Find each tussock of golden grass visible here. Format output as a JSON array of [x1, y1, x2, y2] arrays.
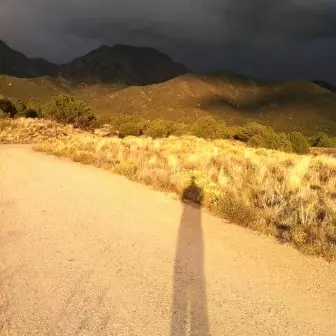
[[0, 118, 83, 144], [34, 133, 336, 260]]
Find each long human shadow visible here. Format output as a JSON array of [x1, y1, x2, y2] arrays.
[[171, 177, 209, 336]]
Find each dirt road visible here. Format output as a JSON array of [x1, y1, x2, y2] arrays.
[[1, 145, 335, 336]]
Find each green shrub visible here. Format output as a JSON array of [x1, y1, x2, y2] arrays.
[[10, 98, 26, 117], [288, 132, 310, 154], [215, 122, 231, 139], [27, 100, 43, 118], [191, 116, 219, 139], [24, 109, 39, 119], [234, 122, 272, 142], [119, 122, 141, 137], [248, 132, 293, 152], [90, 117, 105, 130], [332, 138, 336, 148], [277, 133, 294, 152], [90, 115, 116, 129], [171, 122, 191, 136], [310, 132, 336, 148], [145, 119, 171, 138], [43, 94, 96, 129], [0, 97, 17, 118], [2, 97, 40, 119], [137, 118, 151, 135], [225, 126, 242, 139]]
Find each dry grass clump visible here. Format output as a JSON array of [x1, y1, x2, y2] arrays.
[[0, 118, 83, 144], [35, 134, 336, 260]]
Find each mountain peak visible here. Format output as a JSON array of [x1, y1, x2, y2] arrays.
[[60, 44, 189, 85], [88, 44, 171, 59]]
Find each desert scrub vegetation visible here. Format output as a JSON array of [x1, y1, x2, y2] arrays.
[[97, 115, 317, 154], [42, 94, 96, 129], [0, 96, 18, 118], [35, 134, 336, 260], [0, 95, 41, 118], [3, 92, 330, 154], [1, 92, 334, 157], [309, 132, 336, 149], [0, 118, 83, 144]]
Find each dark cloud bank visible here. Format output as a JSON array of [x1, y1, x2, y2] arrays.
[[1, 0, 336, 83]]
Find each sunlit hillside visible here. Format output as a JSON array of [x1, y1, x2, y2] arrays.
[[104, 73, 336, 135], [1, 71, 336, 135]]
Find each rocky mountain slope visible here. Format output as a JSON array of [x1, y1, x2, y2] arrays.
[[0, 40, 59, 78], [60, 44, 188, 85]]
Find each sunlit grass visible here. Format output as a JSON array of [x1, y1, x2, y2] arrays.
[[0, 117, 83, 143], [2, 118, 335, 259], [32, 131, 336, 260]]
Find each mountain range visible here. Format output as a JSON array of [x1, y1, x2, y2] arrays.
[[1, 40, 336, 135], [0, 40, 188, 85]]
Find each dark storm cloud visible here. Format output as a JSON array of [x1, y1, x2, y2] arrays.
[[221, 0, 336, 39], [0, 0, 335, 82]]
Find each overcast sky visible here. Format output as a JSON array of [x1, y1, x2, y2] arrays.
[[1, 0, 336, 83]]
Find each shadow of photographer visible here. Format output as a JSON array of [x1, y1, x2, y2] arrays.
[[171, 177, 209, 336]]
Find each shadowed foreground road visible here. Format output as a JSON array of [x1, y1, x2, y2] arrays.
[[1, 145, 336, 336]]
